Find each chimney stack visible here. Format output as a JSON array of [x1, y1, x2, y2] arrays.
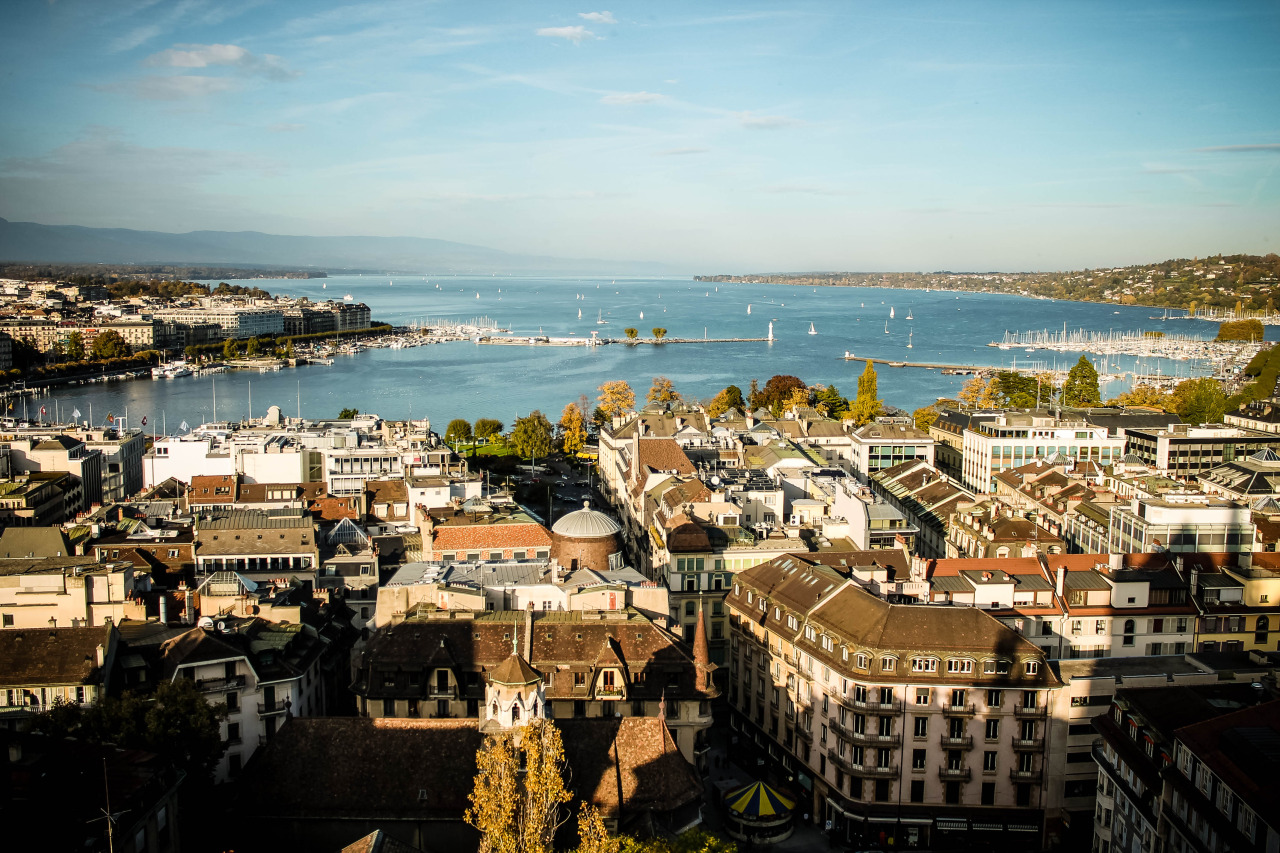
[[159, 594, 169, 624], [523, 603, 535, 658], [1190, 566, 1200, 595], [1055, 565, 1066, 599], [1109, 553, 1123, 574]]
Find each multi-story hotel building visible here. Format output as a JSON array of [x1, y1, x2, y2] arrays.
[[725, 555, 1061, 850], [960, 412, 1125, 494]]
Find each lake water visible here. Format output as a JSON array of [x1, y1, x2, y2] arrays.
[[41, 275, 1262, 431]]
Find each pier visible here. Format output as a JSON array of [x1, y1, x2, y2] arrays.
[[840, 352, 1197, 388], [476, 336, 770, 347]]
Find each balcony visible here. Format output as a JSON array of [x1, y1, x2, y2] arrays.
[[941, 702, 977, 717], [197, 675, 246, 694], [852, 731, 901, 748], [258, 702, 289, 716], [939, 734, 974, 749], [852, 763, 899, 779], [828, 717, 853, 740], [1010, 767, 1043, 783], [427, 684, 457, 698], [938, 766, 972, 782], [596, 685, 626, 701], [1014, 704, 1047, 719], [840, 694, 903, 713], [795, 725, 813, 743], [1011, 736, 1045, 751]]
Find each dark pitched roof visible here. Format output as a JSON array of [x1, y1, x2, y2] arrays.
[[0, 626, 111, 687]]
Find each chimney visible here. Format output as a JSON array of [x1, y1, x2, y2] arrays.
[[523, 603, 534, 658], [184, 586, 195, 624], [746, 412, 755, 429], [159, 594, 169, 624], [95, 643, 106, 667], [1190, 566, 1200, 595], [1239, 553, 1252, 571], [1109, 553, 1123, 574], [1055, 565, 1066, 599]]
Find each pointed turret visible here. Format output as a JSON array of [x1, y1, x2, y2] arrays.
[[693, 600, 716, 694]]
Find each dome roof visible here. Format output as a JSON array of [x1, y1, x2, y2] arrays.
[[552, 502, 621, 538]]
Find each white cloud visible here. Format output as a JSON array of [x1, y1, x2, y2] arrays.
[[104, 75, 243, 100], [600, 91, 664, 105], [738, 111, 801, 130], [579, 11, 616, 24], [145, 43, 299, 80], [1194, 144, 1280, 154], [655, 147, 709, 157], [536, 26, 594, 43]]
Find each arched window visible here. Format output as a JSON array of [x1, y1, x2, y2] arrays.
[[511, 703, 520, 721], [532, 701, 539, 718], [491, 702, 499, 717], [1122, 619, 1135, 647]]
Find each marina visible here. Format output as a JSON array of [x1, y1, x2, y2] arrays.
[[14, 274, 1271, 426]]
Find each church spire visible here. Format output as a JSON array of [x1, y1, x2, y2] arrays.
[[693, 599, 713, 693]]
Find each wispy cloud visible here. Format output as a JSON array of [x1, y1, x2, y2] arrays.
[[655, 147, 709, 157], [579, 11, 617, 24], [145, 43, 299, 81], [763, 183, 855, 197], [600, 91, 663, 105], [1194, 143, 1280, 153], [738, 111, 802, 130], [99, 75, 243, 100], [536, 25, 594, 43], [1141, 165, 1203, 175], [268, 122, 306, 133]]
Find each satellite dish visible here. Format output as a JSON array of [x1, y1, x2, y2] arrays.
[[711, 476, 721, 486], [198, 617, 215, 630], [215, 620, 227, 632]]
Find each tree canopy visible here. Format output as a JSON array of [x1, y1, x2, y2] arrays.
[[89, 329, 131, 360], [475, 418, 505, 440], [752, 374, 806, 415], [848, 361, 882, 425], [338, 407, 359, 419], [646, 376, 681, 407], [512, 410, 554, 459], [596, 380, 636, 421], [446, 418, 474, 445], [559, 403, 588, 454], [467, 720, 572, 853], [651, 327, 667, 340], [1063, 356, 1101, 407], [705, 385, 745, 417], [1169, 377, 1226, 424]]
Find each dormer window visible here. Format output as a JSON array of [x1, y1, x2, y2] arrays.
[[946, 659, 974, 674], [911, 657, 938, 673], [1025, 661, 1040, 675]]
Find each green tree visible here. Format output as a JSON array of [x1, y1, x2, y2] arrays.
[[66, 331, 86, 361], [560, 403, 588, 454], [475, 418, 505, 441], [446, 418, 474, 446], [646, 376, 681, 407], [1108, 385, 1169, 409], [1169, 377, 1227, 424], [758, 375, 806, 415], [1063, 356, 1101, 407], [246, 336, 261, 357], [222, 338, 239, 360], [746, 378, 761, 410], [338, 407, 359, 419], [706, 385, 745, 417], [651, 327, 667, 340], [813, 384, 846, 416], [512, 410, 553, 459], [849, 360, 882, 425], [90, 329, 131, 360], [624, 328, 639, 341]]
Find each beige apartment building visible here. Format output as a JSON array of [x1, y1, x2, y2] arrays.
[[726, 555, 1061, 851]]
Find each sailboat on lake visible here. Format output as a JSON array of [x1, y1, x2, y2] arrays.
[[808, 322, 817, 335], [597, 310, 608, 325]]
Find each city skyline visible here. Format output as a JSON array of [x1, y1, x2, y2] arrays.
[[1, 1, 1278, 272]]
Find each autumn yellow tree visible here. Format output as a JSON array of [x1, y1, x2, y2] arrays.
[[705, 385, 745, 417], [576, 803, 619, 853], [848, 360, 882, 425], [1108, 384, 1169, 409], [646, 376, 681, 407], [957, 375, 1002, 409], [467, 720, 572, 853], [560, 402, 588, 455], [596, 380, 636, 421], [783, 386, 811, 413]]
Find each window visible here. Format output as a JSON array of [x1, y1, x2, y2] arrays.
[[225, 691, 239, 712], [912, 657, 937, 673], [983, 751, 998, 771], [881, 656, 896, 672], [915, 688, 930, 706], [987, 689, 1002, 708], [985, 719, 1000, 740], [1122, 619, 1136, 646], [855, 653, 868, 669], [821, 635, 834, 652], [946, 658, 973, 674], [912, 748, 926, 769], [227, 722, 240, 743], [914, 716, 928, 738], [981, 782, 995, 805], [910, 779, 925, 802], [1025, 661, 1040, 675]]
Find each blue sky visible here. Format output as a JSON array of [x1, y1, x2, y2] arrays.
[[1, 0, 1278, 271]]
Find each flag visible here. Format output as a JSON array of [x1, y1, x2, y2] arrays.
[[72, 408, 81, 419], [107, 413, 114, 424], [40, 406, 46, 416], [179, 420, 189, 432], [141, 416, 147, 426]]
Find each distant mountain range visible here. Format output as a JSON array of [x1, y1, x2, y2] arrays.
[[0, 217, 675, 276]]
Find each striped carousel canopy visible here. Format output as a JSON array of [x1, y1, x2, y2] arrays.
[[724, 781, 796, 818]]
